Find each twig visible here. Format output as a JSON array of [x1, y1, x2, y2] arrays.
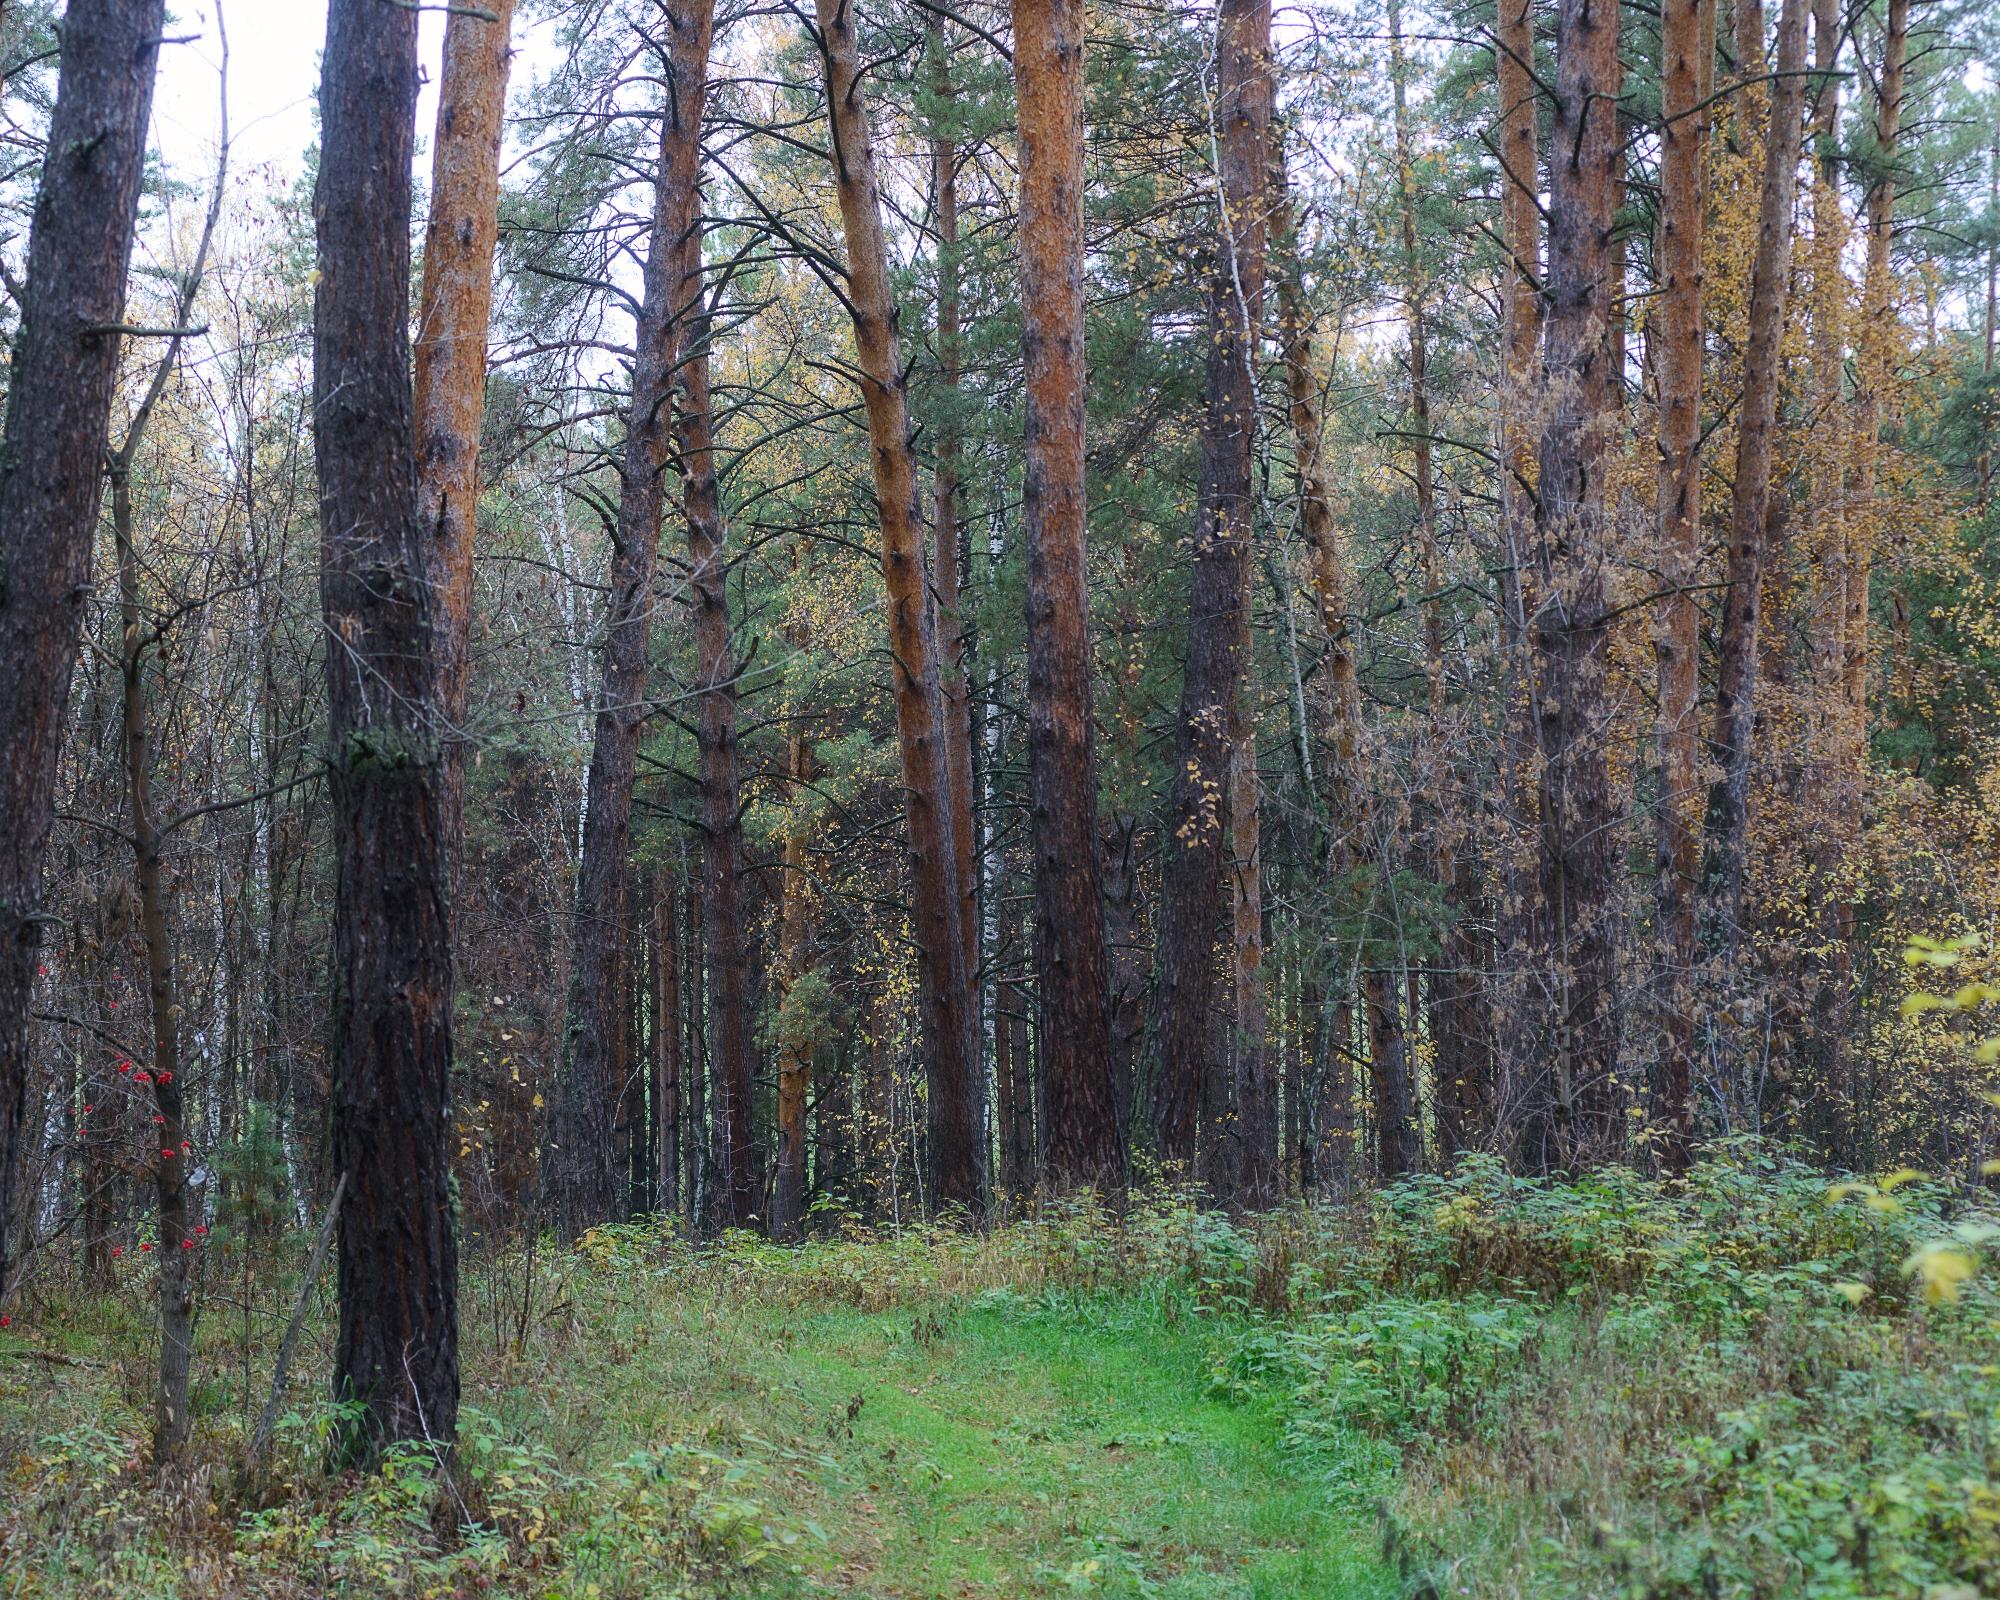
[[245, 1173, 346, 1469]]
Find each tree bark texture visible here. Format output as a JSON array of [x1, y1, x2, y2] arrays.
[[1148, 0, 1273, 1187], [813, 0, 983, 1216], [1530, 0, 1627, 1166], [415, 0, 514, 894], [678, 313, 757, 1233], [1011, 0, 1124, 1195], [1490, 0, 1548, 1145], [0, 0, 166, 1300], [313, 0, 459, 1460], [1653, 0, 1710, 1173], [1703, 0, 1809, 959], [554, 0, 714, 1236]]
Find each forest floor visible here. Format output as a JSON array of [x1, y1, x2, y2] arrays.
[[555, 1278, 1392, 1596], [5, 1155, 2000, 1598]]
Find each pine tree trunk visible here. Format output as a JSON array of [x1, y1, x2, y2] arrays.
[[1148, 0, 1273, 1188], [415, 0, 514, 891], [1490, 0, 1548, 1150], [651, 869, 681, 1217], [927, 25, 981, 1049], [812, 0, 983, 1216], [1653, 0, 1711, 1173], [554, 1, 714, 1235], [1702, 0, 1810, 961], [677, 312, 757, 1233], [1802, 0, 1853, 1135], [1839, 0, 1907, 842], [1529, 0, 1627, 1167], [1011, 0, 1124, 1195], [770, 730, 816, 1243], [0, 0, 166, 1300], [313, 0, 459, 1461]]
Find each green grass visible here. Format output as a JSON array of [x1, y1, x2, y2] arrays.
[[0, 1222, 1396, 1598], [687, 1293, 1394, 1597]]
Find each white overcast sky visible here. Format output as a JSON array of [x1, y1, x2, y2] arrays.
[[150, 1, 450, 182]]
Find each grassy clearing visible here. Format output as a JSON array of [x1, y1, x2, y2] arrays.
[[4, 1154, 1998, 1597], [0, 1216, 1393, 1598]]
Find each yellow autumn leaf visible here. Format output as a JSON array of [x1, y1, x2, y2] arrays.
[[1879, 1168, 1928, 1192], [1833, 1281, 1872, 1306], [1901, 992, 1951, 1018], [532, 1092, 545, 1109], [1904, 1244, 1978, 1305], [1864, 1194, 1905, 1215], [1826, 1181, 1875, 1204], [1976, 1040, 2000, 1067]]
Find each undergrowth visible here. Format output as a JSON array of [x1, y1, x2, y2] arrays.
[[0, 1149, 1993, 1597]]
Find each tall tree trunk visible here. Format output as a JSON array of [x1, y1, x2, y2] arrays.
[[415, 0, 514, 893], [1229, 584, 1273, 1204], [1531, 0, 1627, 1166], [770, 728, 817, 1243], [1838, 0, 1907, 844], [683, 870, 707, 1220], [650, 868, 682, 1216], [1148, 0, 1273, 1189], [1802, 0, 1853, 1137], [1490, 0, 1548, 1151], [1389, 0, 1471, 1158], [1653, 0, 1711, 1174], [1702, 0, 1810, 960], [678, 312, 757, 1233], [1981, 124, 1996, 511], [812, 0, 983, 1216], [554, 0, 714, 1235], [314, 0, 458, 1461], [0, 0, 165, 1302], [1011, 0, 1124, 1195], [927, 23, 981, 1054]]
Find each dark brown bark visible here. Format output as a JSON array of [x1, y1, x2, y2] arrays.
[[314, 0, 458, 1460], [812, 0, 983, 1216], [1528, 0, 1626, 1166], [554, 0, 714, 1236], [651, 868, 682, 1216], [1799, 0, 1851, 1133], [770, 729, 816, 1243], [927, 24, 981, 1046], [0, 0, 166, 1301], [1654, 0, 1710, 1174], [1366, 971, 1417, 1176], [683, 871, 707, 1219], [1702, 0, 1809, 958], [1842, 0, 1907, 789], [1490, 0, 1548, 1145], [1148, 0, 1273, 1188], [1228, 655, 1273, 1204], [678, 313, 757, 1233], [1011, 0, 1123, 1196], [415, 0, 514, 892]]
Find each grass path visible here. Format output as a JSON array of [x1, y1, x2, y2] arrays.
[[652, 1291, 1394, 1598]]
